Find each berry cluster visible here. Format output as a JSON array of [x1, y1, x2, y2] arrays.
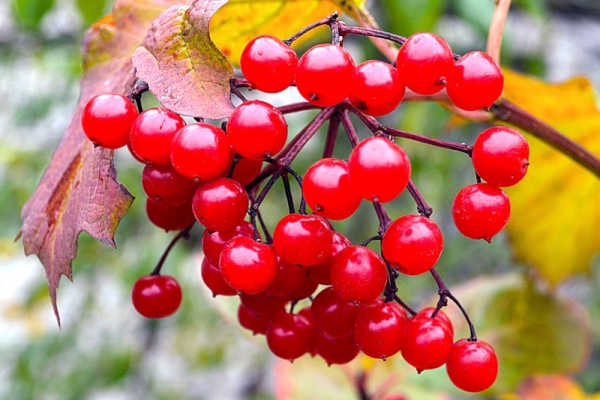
[[80, 15, 529, 394]]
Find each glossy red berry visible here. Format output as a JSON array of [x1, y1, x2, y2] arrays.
[[145, 198, 195, 231], [354, 301, 407, 359], [238, 303, 270, 335], [81, 93, 138, 149], [382, 214, 444, 275], [240, 35, 298, 93], [472, 126, 530, 187], [446, 51, 504, 111], [415, 307, 454, 338], [201, 221, 256, 267], [266, 312, 315, 361], [191, 178, 248, 232], [396, 32, 454, 95], [239, 292, 288, 318], [302, 158, 362, 220], [219, 236, 278, 294], [349, 60, 405, 116], [272, 213, 333, 267], [264, 258, 307, 297], [452, 183, 510, 242], [446, 339, 498, 392], [295, 44, 356, 107], [308, 231, 352, 285], [401, 316, 453, 371], [348, 136, 411, 203], [142, 164, 198, 206], [226, 157, 263, 187], [200, 256, 237, 297], [131, 275, 182, 318], [226, 100, 288, 160], [330, 245, 387, 304], [314, 330, 359, 365], [311, 286, 360, 338], [129, 107, 186, 165]]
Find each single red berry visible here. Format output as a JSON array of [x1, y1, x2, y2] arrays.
[[303, 158, 362, 220], [131, 275, 182, 318], [446, 51, 504, 111], [396, 32, 454, 95], [129, 107, 186, 165], [349, 60, 405, 116], [226, 157, 263, 187], [237, 303, 270, 335], [314, 330, 359, 365], [191, 178, 249, 232], [145, 198, 195, 231], [200, 256, 237, 297], [240, 35, 298, 93], [226, 100, 288, 160], [311, 286, 361, 338], [295, 44, 356, 107], [446, 339, 498, 392], [266, 312, 316, 361], [81, 93, 138, 149], [330, 245, 387, 304], [288, 271, 319, 301], [239, 292, 288, 317], [170, 123, 232, 181], [415, 307, 454, 338], [401, 316, 453, 371], [264, 258, 308, 297], [452, 183, 510, 242], [201, 221, 256, 267], [354, 301, 407, 360], [472, 126, 530, 187], [219, 236, 278, 294], [382, 214, 444, 275], [272, 213, 333, 267], [348, 136, 411, 203], [142, 164, 198, 206], [308, 231, 352, 286]]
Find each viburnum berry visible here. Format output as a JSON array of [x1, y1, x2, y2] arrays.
[[401, 316, 453, 371], [81, 92, 138, 149], [219, 236, 278, 294], [330, 245, 387, 304], [295, 44, 356, 107], [226, 157, 263, 187], [201, 221, 256, 267], [239, 292, 288, 318], [354, 301, 407, 360], [446, 51, 504, 111], [472, 126, 530, 187], [145, 198, 195, 231], [263, 258, 307, 297], [191, 178, 249, 232], [396, 32, 454, 95], [302, 158, 362, 220], [272, 213, 333, 267], [348, 60, 405, 116], [266, 312, 316, 361], [200, 256, 237, 297], [141, 164, 198, 206], [308, 231, 352, 285], [452, 183, 510, 241], [348, 136, 411, 203], [288, 272, 319, 301], [226, 99, 288, 160], [237, 303, 270, 335], [415, 307, 454, 337], [131, 274, 182, 318], [311, 286, 360, 338], [382, 214, 444, 275], [240, 35, 298, 93], [170, 123, 232, 181], [314, 330, 360, 365], [446, 339, 498, 392], [129, 107, 186, 165]]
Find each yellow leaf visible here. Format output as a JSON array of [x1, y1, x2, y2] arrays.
[[210, 0, 365, 66], [500, 69, 600, 286]]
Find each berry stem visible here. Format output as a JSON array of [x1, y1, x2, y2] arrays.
[[277, 102, 320, 114], [430, 268, 477, 341], [339, 109, 360, 147], [406, 181, 433, 217], [150, 223, 194, 276], [283, 12, 338, 46], [383, 260, 398, 302], [339, 25, 407, 46], [486, 0, 512, 64], [393, 293, 417, 316], [373, 200, 392, 234], [281, 172, 296, 214], [128, 82, 149, 113], [281, 107, 337, 166], [323, 112, 341, 158]]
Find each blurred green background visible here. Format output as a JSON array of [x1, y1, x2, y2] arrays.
[[2, 0, 600, 399]]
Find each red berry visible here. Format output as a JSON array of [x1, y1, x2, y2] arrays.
[[142, 164, 198, 206], [348, 136, 411, 203], [238, 303, 270, 335], [226, 157, 263, 187], [219, 236, 278, 294], [311, 286, 360, 338], [396, 32, 454, 95], [131, 275, 182, 318], [288, 272, 319, 301], [452, 183, 510, 242], [264, 258, 307, 297], [266, 312, 315, 361], [303, 158, 362, 220], [382, 214, 444, 275], [446, 339, 498, 392], [446, 51, 504, 111], [314, 330, 359, 365], [415, 307, 454, 338], [170, 123, 232, 181], [145, 198, 195, 231], [239, 292, 288, 317], [354, 301, 407, 359], [349, 60, 405, 116], [472, 126, 529, 187], [81, 93, 138, 149], [200, 256, 237, 297], [240, 35, 298, 93], [272, 213, 333, 267], [401, 316, 453, 371], [330, 245, 387, 304], [191, 178, 249, 232], [226, 100, 288, 160], [308, 231, 352, 285], [201, 221, 256, 267], [295, 44, 356, 107], [129, 107, 186, 165]]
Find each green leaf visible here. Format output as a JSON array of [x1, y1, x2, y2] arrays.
[[76, 0, 110, 25], [11, 0, 55, 31], [380, 0, 444, 34]]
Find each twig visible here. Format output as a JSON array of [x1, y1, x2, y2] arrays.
[[487, 0, 512, 63]]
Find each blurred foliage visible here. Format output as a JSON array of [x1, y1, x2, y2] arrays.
[[2, 0, 600, 399]]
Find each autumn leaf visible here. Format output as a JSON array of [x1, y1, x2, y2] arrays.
[[19, 0, 183, 325], [501, 374, 600, 400], [499, 70, 600, 286], [132, 0, 235, 119]]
